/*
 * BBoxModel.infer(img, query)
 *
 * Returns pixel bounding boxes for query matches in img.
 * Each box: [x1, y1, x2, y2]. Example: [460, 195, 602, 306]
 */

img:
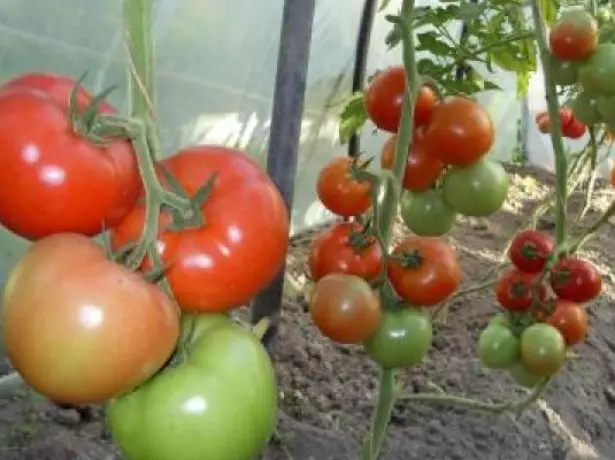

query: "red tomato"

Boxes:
[545, 299, 589, 346]
[387, 236, 461, 306]
[508, 229, 555, 273]
[364, 66, 439, 132]
[495, 268, 547, 311]
[2, 233, 180, 405]
[0, 88, 140, 240]
[562, 117, 587, 138]
[536, 112, 551, 133]
[111, 146, 290, 312]
[423, 96, 494, 166]
[308, 222, 383, 282]
[535, 108, 575, 134]
[549, 9, 599, 62]
[380, 130, 444, 191]
[317, 157, 372, 217]
[550, 257, 602, 303]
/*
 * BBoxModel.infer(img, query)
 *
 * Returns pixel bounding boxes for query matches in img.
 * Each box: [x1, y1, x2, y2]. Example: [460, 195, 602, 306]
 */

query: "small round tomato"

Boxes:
[572, 91, 600, 126]
[399, 189, 456, 236]
[508, 229, 555, 273]
[441, 158, 509, 217]
[545, 299, 589, 346]
[310, 273, 382, 344]
[380, 132, 444, 191]
[508, 361, 546, 388]
[387, 236, 461, 306]
[423, 96, 494, 166]
[477, 323, 520, 369]
[363, 308, 433, 369]
[549, 9, 598, 62]
[317, 157, 372, 217]
[520, 323, 566, 377]
[489, 313, 511, 327]
[562, 118, 587, 138]
[550, 257, 602, 303]
[536, 111, 552, 133]
[550, 55, 580, 86]
[2, 234, 180, 405]
[495, 268, 547, 311]
[308, 222, 383, 282]
[364, 66, 438, 132]
[578, 44, 615, 95]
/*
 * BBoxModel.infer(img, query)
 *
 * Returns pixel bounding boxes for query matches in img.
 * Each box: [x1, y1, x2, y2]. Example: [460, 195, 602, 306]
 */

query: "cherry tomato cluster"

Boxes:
[478, 229, 600, 387]
[535, 107, 587, 139]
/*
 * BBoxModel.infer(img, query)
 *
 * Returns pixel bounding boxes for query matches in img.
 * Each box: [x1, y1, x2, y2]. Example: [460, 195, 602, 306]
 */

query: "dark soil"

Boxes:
[1, 165, 614, 460]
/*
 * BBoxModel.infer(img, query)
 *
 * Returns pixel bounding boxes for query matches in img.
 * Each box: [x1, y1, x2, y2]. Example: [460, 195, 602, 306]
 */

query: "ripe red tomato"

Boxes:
[364, 66, 439, 132]
[508, 229, 555, 273]
[550, 257, 602, 303]
[2, 233, 180, 405]
[549, 9, 598, 62]
[317, 157, 372, 217]
[111, 146, 289, 313]
[545, 299, 589, 346]
[0, 87, 140, 240]
[387, 236, 461, 306]
[423, 96, 494, 166]
[562, 117, 587, 138]
[496, 268, 547, 311]
[310, 273, 382, 344]
[535, 108, 575, 135]
[308, 222, 383, 282]
[380, 130, 444, 191]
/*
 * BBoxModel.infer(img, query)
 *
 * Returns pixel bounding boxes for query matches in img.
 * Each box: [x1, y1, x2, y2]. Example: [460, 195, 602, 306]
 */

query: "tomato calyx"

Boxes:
[349, 154, 377, 184]
[346, 219, 378, 253]
[393, 249, 424, 268]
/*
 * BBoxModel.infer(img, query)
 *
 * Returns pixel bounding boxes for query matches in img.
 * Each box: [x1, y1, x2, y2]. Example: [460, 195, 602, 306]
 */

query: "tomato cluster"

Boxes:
[478, 229, 600, 386]
[0, 73, 287, 459]
[535, 107, 587, 139]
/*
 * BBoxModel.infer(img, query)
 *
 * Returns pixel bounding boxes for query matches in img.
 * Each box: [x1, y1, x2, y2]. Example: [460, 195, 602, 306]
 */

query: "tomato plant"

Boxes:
[441, 158, 509, 217]
[111, 145, 290, 312]
[550, 256, 602, 303]
[316, 157, 372, 217]
[364, 66, 438, 132]
[2, 233, 180, 405]
[387, 236, 461, 306]
[549, 9, 598, 62]
[107, 315, 277, 460]
[545, 299, 589, 346]
[520, 323, 567, 378]
[310, 273, 382, 344]
[495, 268, 547, 311]
[477, 323, 520, 369]
[399, 189, 456, 236]
[308, 222, 383, 282]
[508, 229, 554, 273]
[423, 96, 494, 166]
[363, 308, 433, 369]
[0, 85, 140, 240]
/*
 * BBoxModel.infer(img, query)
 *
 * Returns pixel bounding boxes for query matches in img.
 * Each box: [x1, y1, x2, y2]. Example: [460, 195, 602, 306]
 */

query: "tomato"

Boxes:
[562, 117, 587, 139]
[572, 91, 600, 126]
[111, 146, 289, 312]
[387, 236, 461, 306]
[0, 87, 140, 240]
[310, 273, 381, 344]
[495, 268, 547, 311]
[489, 313, 511, 327]
[308, 222, 383, 282]
[535, 111, 552, 133]
[399, 189, 456, 236]
[364, 66, 438, 132]
[2, 233, 179, 405]
[423, 96, 494, 166]
[550, 257, 602, 303]
[596, 7, 613, 26]
[508, 229, 555, 273]
[441, 158, 509, 217]
[550, 56, 580, 86]
[549, 9, 598, 62]
[545, 299, 589, 346]
[316, 157, 372, 217]
[477, 323, 520, 369]
[107, 315, 277, 460]
[363, 308, 432, 369]
[520, 323, 566, 377]
[508, 361, 546, 388]
[578, 44, 615, 95]
[380, 131, 444, 191]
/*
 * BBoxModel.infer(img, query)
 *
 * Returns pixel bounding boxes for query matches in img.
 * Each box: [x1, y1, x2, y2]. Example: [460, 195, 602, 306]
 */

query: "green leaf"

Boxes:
[339, 92, 368, 145]
[517, 71, 532, 97]
[379, 0, 391, 11]
[416, 32, 455, 57]
[539, 0, 558, 26]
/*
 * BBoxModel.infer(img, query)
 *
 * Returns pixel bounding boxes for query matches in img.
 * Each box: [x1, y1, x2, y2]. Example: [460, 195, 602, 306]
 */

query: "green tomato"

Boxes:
[441, 158, 509, 217]
[477, 323, 520, 369]
[181, 313, 230, 345]
[489, 313, 510, 327]
[508, 361, 545, 388]
[596, 7, 613, 26]
[572, 91, 601, 125]
[596, 96, 615, 131]
[550, 56, 580, 86]
[399, 189, 456, 236]
[578, 44, 615, 96]
[364, 308, 432, 369]
[106, 317, 277, 460]
[520, 323, 566, 378]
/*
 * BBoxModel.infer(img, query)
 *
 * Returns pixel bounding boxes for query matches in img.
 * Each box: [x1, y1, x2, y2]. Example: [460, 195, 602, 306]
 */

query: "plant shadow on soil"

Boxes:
[0, 165, 614, 460]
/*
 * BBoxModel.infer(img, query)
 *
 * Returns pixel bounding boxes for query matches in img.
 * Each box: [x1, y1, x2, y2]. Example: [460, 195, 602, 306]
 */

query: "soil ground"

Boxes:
[0, 165, 614, 460]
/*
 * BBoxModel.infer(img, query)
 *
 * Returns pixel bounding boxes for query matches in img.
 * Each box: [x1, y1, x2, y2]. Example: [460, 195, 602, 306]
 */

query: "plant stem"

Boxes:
[362, 369, 396, 460]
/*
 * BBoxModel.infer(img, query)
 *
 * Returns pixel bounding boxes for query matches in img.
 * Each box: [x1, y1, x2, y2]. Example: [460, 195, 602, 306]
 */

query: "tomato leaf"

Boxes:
[339, 92, 368, 145]
[539, 0, 558, 26]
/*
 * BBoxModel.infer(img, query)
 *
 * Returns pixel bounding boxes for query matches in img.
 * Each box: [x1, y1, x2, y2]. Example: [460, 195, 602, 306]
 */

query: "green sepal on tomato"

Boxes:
[106, 314, 278, 460]
[399, 189, 456, 236]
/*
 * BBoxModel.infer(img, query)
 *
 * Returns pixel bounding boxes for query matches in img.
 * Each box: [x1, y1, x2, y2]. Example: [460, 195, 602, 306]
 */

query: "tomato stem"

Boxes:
[361, 369, 396, 460]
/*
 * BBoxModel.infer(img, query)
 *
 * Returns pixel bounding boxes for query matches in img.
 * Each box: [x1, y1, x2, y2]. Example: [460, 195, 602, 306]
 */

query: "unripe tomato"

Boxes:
[549, 9, 598, 61]
[545, 299, 589, 346]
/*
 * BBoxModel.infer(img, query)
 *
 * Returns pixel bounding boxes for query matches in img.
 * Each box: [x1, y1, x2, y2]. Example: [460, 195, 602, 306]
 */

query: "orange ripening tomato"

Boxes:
[545, 299, 589, 346]
[549, 9, 599, 62]
[317, 157, 372, 217]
